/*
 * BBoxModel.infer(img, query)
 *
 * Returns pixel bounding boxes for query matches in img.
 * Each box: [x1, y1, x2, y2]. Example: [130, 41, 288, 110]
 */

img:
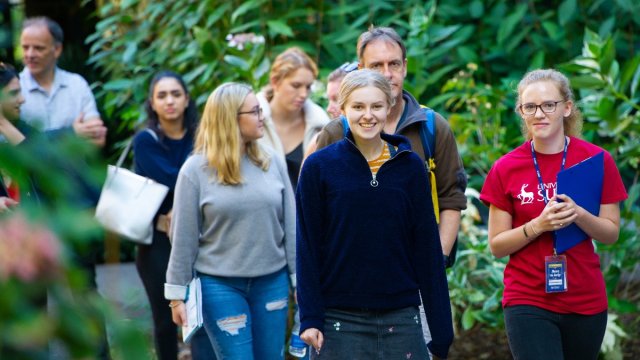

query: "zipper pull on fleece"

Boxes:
[370, 173, 379, 187]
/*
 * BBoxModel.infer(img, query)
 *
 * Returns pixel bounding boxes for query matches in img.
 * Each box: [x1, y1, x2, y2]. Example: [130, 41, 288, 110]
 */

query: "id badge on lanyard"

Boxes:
[545, 254, 568, 293]
[531, 138, 569, 293]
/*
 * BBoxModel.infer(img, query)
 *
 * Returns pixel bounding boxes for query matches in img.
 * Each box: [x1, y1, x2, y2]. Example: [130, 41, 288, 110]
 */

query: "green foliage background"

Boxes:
[84, 0, 639, 353]
[87, 0, 639, 176]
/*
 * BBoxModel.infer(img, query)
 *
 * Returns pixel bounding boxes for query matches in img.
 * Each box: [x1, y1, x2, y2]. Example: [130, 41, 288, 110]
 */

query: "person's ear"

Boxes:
[270, 76, 280, 90]
[402, 58, 407, 78]
[53, 43, 63, 59]
[563, 100, 573, 118]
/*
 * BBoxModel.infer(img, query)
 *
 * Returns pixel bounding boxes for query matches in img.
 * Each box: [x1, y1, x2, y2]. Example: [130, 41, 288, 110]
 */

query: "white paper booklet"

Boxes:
[182, 277, 203, 343]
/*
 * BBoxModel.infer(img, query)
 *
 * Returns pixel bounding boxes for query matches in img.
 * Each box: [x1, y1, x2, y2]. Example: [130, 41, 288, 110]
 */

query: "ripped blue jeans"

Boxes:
[199, 267, 289, 360]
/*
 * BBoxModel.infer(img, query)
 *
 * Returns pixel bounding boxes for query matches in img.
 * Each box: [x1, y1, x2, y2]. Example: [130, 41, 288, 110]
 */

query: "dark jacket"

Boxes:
[296, 131, 453, 358]
[0, 121, 40, 204]
[1, 121, 99, 208]
[0, 177, 8, 198]
[133, 128, 194, 216]
[315, 89, 467, 211]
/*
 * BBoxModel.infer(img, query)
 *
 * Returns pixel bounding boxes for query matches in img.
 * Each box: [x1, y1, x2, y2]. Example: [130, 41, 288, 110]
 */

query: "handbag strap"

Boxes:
[115, 138, 134, 168]
[116, 129, 158, 168]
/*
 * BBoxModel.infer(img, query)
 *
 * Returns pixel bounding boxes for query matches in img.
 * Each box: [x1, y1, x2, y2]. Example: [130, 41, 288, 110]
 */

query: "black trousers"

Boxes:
[504, 305, 607, 360]
[136, 230, 179, 360]
[136, 230, 214, 360]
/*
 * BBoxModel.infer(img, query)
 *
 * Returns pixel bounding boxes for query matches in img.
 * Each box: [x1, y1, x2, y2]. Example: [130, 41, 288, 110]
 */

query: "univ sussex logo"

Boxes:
[517, 184, 534, 204]
[516, 182, 558, 205]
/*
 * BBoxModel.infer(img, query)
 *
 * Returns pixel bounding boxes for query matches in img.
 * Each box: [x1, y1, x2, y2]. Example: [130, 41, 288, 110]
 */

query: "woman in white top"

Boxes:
[257, 47, 330, 188]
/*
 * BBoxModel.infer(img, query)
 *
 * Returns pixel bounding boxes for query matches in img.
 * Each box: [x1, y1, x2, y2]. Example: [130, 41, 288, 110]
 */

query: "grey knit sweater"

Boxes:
[164, 147, 296, 300]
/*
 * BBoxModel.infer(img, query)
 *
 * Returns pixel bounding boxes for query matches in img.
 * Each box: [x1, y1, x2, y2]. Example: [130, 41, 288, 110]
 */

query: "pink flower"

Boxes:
[0, 212, 62, 282]
[226, 33, 265, 50]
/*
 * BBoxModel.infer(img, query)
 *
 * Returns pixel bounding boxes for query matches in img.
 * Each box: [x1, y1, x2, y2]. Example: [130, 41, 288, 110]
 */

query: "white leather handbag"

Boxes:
[95, 136, 168, 244]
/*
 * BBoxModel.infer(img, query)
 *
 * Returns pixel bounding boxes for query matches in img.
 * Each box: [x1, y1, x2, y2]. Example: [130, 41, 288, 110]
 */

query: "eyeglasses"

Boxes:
[238, 107, 263, 117]
[520, 100, 565, 115]
[339, 62, 358, 73]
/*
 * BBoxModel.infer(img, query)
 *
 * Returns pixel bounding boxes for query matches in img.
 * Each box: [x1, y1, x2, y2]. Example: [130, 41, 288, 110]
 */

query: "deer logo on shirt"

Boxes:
[517, 184, 534, 204]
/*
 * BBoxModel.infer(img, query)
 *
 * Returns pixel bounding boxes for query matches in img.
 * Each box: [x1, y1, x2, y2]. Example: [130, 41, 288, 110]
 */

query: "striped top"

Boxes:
[368, 142, 394, 176]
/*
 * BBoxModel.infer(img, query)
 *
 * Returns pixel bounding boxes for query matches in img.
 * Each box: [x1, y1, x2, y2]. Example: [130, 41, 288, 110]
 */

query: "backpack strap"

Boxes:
[419, 107, 458, 268]
[419, 107, 439, 223]
[340, 115, 349, 137]
[419, 108, 435, 159]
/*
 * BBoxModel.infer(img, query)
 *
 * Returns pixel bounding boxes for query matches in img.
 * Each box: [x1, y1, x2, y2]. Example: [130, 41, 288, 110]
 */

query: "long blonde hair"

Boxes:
[194, 83, 269, 185]
[516, 69, 583, 140]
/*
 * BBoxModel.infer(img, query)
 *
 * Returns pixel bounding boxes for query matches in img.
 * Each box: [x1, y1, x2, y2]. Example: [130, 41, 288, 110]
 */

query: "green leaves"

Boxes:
[570, 74, 605, 88]
[562, 33, 640, 358]
[558, 0, 577, 26]
[122, 42, 138, 64]
[267, 20, 294, 38]
[231, 0, 265, 23]
[461, 307, 476, 330]
[496, 4, 527, 45]
[469, 0, 484, 18]
[102, 79, 134, 91]
[445, 187, 507, 331]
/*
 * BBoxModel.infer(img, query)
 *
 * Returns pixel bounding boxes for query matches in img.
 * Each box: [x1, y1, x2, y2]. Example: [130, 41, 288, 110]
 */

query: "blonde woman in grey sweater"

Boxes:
[164, 83, 296, 359]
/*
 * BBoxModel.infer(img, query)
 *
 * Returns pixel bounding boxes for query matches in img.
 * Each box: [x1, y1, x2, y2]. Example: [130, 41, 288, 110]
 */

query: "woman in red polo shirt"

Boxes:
[480, 69, 627, 360]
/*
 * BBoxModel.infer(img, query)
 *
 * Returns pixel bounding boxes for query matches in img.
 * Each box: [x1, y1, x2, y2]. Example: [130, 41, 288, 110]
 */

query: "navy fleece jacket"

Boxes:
[133, 128, 194, 216]
[296, 131, 453, 358]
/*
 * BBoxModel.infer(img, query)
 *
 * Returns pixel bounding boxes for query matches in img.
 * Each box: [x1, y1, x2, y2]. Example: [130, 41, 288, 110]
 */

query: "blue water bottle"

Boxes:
[289, 309, 308, 358]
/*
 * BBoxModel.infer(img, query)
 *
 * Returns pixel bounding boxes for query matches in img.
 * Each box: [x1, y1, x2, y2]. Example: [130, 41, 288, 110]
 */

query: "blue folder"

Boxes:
[555, 151, 604, 253]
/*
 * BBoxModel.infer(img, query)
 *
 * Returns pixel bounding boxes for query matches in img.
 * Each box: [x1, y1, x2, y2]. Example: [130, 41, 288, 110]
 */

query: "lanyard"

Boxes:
[530, 137, 568, 253]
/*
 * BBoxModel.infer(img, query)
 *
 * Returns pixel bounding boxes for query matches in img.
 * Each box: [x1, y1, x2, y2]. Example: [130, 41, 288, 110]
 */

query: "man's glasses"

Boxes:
[520, 100, 565, 115]
[338, 62, 358, 73]
[238, 107, 263, 117]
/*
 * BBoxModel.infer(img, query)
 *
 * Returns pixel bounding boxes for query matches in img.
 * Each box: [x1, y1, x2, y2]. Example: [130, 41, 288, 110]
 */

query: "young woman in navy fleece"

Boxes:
[133, 71, 211, 360]
[296, 69, 453, 359]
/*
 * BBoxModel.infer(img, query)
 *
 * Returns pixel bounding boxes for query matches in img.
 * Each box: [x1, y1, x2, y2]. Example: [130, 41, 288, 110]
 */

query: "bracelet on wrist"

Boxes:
[523, 223, 530, 238]
[168, 300, 181, 308]
[530, 221, 540, 236]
